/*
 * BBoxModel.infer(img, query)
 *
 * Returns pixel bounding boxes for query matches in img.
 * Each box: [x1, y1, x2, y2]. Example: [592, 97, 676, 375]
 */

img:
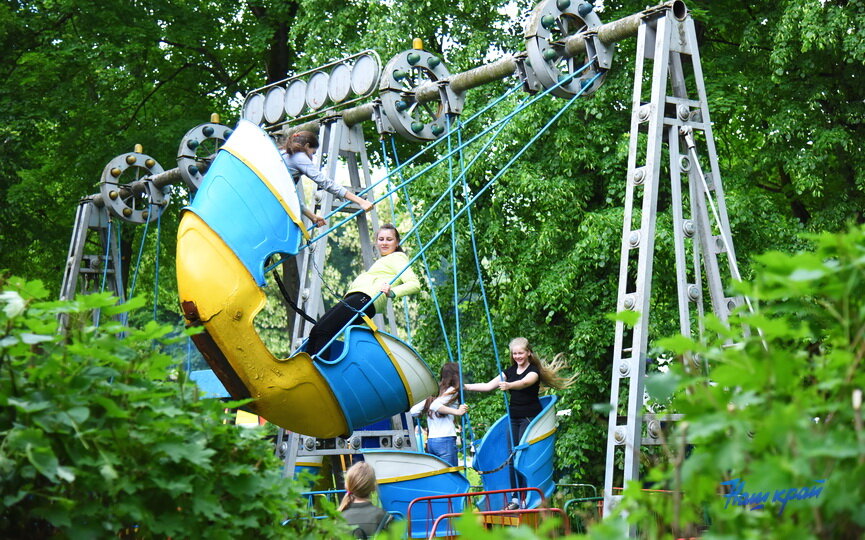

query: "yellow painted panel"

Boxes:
[177, 212, 348, 437]
[235, 410, 260, 426]
[376, 466, 463, 484]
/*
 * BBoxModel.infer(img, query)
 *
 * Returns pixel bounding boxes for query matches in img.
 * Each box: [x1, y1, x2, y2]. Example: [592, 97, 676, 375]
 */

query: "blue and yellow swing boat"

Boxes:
[176, 120, 436, 438]
[362, 394, 560, 537]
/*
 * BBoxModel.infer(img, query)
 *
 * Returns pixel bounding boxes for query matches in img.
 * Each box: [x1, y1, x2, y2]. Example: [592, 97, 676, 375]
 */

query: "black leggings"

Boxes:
[509, 415, 534, 499]
[306, 292, 375, 360]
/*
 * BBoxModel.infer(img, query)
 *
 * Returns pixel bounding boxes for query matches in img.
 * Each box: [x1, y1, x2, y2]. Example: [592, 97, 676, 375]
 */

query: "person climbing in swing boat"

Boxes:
[304, 224, 420, 361]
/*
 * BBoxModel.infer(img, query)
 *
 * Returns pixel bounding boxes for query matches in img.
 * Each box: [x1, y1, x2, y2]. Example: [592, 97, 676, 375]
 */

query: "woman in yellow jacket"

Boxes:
[306, 224, 420, 360]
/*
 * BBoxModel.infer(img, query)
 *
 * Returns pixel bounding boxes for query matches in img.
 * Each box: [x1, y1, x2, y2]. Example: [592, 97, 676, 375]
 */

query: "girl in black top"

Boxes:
[464, 337, 572, 508]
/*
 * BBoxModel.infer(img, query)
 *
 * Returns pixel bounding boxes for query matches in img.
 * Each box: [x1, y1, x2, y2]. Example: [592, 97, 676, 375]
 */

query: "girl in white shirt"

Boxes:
[410, 363, 468, 466]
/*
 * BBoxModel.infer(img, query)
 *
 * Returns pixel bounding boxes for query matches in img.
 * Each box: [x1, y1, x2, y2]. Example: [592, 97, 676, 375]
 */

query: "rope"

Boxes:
[295, 69, 599, 368]
[415, 72, 600, 269]
[296, 61, 594, 249]
[444, 115, 471, 462]
[95, 219, 115, 327]
[383, 136, 456, 364]
[445, 116, 463, 370]
[272, 259, 317, 325]
[264, 70, 567, 273]
[99, 220, 114, 294]
[128, 204, 153, 298]
[474, 449, 518, 475]
[453, 117, 503, 455]
[152, 203, 162, 321]
[357, 74, 602, 364]
[303, 83, 535, 361]
[315, 81, 525, 227]
[379, 138, 413, 343]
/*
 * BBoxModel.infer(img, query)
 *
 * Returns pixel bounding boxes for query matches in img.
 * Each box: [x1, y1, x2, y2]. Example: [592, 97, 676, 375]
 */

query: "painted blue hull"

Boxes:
[473, 395, 558, 509]
[303, 324, 436, 434]
[363, 450, 470, 538]
[187, 149, 303, 286]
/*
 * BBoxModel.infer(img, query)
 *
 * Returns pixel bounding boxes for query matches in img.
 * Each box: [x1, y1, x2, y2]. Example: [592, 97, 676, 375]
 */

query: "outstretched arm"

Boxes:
[343, 190, 374, 212]
[293, 152, 369, 208]
[464, 374, 504, 393]
[497, 371, 538, 391]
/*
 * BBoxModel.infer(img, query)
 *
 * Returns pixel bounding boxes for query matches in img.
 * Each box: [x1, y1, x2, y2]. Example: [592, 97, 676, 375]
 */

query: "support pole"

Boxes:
[602, 5, 741, 534]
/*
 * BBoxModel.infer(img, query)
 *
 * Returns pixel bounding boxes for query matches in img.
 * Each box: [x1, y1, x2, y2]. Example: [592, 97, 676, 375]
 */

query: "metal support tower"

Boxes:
[59, 200, 127, 326]
[603, 6, 742, 517]
[280, 116, 415, 476]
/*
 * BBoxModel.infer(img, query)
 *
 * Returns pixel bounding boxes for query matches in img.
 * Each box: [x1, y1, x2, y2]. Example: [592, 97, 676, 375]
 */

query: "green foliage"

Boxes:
[604, 225, 865, 538]
[0, 277, 350, 539]
[3, 0, 865, 517]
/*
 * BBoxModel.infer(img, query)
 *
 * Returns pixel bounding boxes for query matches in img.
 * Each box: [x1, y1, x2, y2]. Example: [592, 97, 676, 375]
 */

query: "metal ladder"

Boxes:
[603, 6, 742, 518]
[58, 200, 126, 326]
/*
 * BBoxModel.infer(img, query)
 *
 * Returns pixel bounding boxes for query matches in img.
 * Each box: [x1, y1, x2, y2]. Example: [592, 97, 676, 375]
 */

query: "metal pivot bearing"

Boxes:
[525, 0, 613, 98]
[177, 122, 234, 190]
[99, 152, 167, 224]
[379, 49, 464, 142]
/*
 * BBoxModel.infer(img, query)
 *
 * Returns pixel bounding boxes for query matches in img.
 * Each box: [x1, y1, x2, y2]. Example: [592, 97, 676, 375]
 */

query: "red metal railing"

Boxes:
[429, 507, 569, 539]
[406, 487, 552, 538]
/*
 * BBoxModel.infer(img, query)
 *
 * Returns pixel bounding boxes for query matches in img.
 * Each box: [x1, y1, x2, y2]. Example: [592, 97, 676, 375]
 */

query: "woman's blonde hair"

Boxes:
[338, 461, 378, 512]
[508, 337, 575, 390]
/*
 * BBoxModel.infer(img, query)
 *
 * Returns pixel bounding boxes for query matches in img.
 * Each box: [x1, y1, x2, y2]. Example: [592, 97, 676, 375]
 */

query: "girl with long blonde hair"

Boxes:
[339, 461, 391, 536]
[464, 337, 573, 508]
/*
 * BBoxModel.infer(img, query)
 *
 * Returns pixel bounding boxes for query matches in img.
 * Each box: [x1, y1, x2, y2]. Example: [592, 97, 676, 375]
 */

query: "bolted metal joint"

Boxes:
[618, 360, 631, 377]
[622, 293, 637, 310]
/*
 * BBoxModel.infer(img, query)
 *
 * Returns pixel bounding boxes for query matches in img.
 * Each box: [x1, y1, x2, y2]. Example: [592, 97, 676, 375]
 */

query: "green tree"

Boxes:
[0, 277, 350, 538]
[3, 0, 864, 496]
[600, 225, 865, 538]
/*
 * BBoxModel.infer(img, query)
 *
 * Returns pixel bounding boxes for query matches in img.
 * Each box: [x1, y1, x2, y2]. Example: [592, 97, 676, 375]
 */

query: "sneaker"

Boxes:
[505, 501, 520, 511]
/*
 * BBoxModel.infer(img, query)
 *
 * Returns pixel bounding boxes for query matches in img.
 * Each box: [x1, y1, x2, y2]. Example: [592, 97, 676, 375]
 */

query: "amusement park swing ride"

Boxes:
[59, 0, 745, 535]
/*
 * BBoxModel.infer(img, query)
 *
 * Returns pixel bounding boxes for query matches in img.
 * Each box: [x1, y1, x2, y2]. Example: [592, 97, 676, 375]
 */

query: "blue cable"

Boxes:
[308, 73, 600, 363]
[152, 203, 162, 322]
[298, 60, 595, 248]
[385, 136, 456, 364]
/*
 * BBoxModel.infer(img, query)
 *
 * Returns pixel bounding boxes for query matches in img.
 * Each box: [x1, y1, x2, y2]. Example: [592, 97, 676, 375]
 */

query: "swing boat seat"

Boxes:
[362, 450, 471, 538]
[360, 397, 558, 537]
[177, 120, 436, 438]
[297, 320, 437, 435]
[473, 394, 559, 510]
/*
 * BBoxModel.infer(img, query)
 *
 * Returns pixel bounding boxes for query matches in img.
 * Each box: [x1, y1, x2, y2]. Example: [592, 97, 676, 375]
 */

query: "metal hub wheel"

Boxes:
[379, 49, 464, 142]
[525, 0, 612, 97]
[99, 152, 167, 224]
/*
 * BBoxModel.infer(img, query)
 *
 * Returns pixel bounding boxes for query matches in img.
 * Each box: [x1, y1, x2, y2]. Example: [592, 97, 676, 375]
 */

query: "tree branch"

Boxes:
[159, 39, 243, 94]
[120, 62, 194, 131]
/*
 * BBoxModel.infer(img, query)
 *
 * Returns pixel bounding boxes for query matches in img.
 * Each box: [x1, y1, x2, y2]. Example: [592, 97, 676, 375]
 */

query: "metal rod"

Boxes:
[88, 1, 690, 206]
[563, 1, 685, 59]
[285, 1, 684, 136]
[90, 160, 210, 208]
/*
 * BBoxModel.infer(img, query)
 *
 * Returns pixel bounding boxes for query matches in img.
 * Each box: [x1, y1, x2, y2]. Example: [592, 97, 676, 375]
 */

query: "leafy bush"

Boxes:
[0, 278, 348, 539]
[599, 225, 865, 538]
